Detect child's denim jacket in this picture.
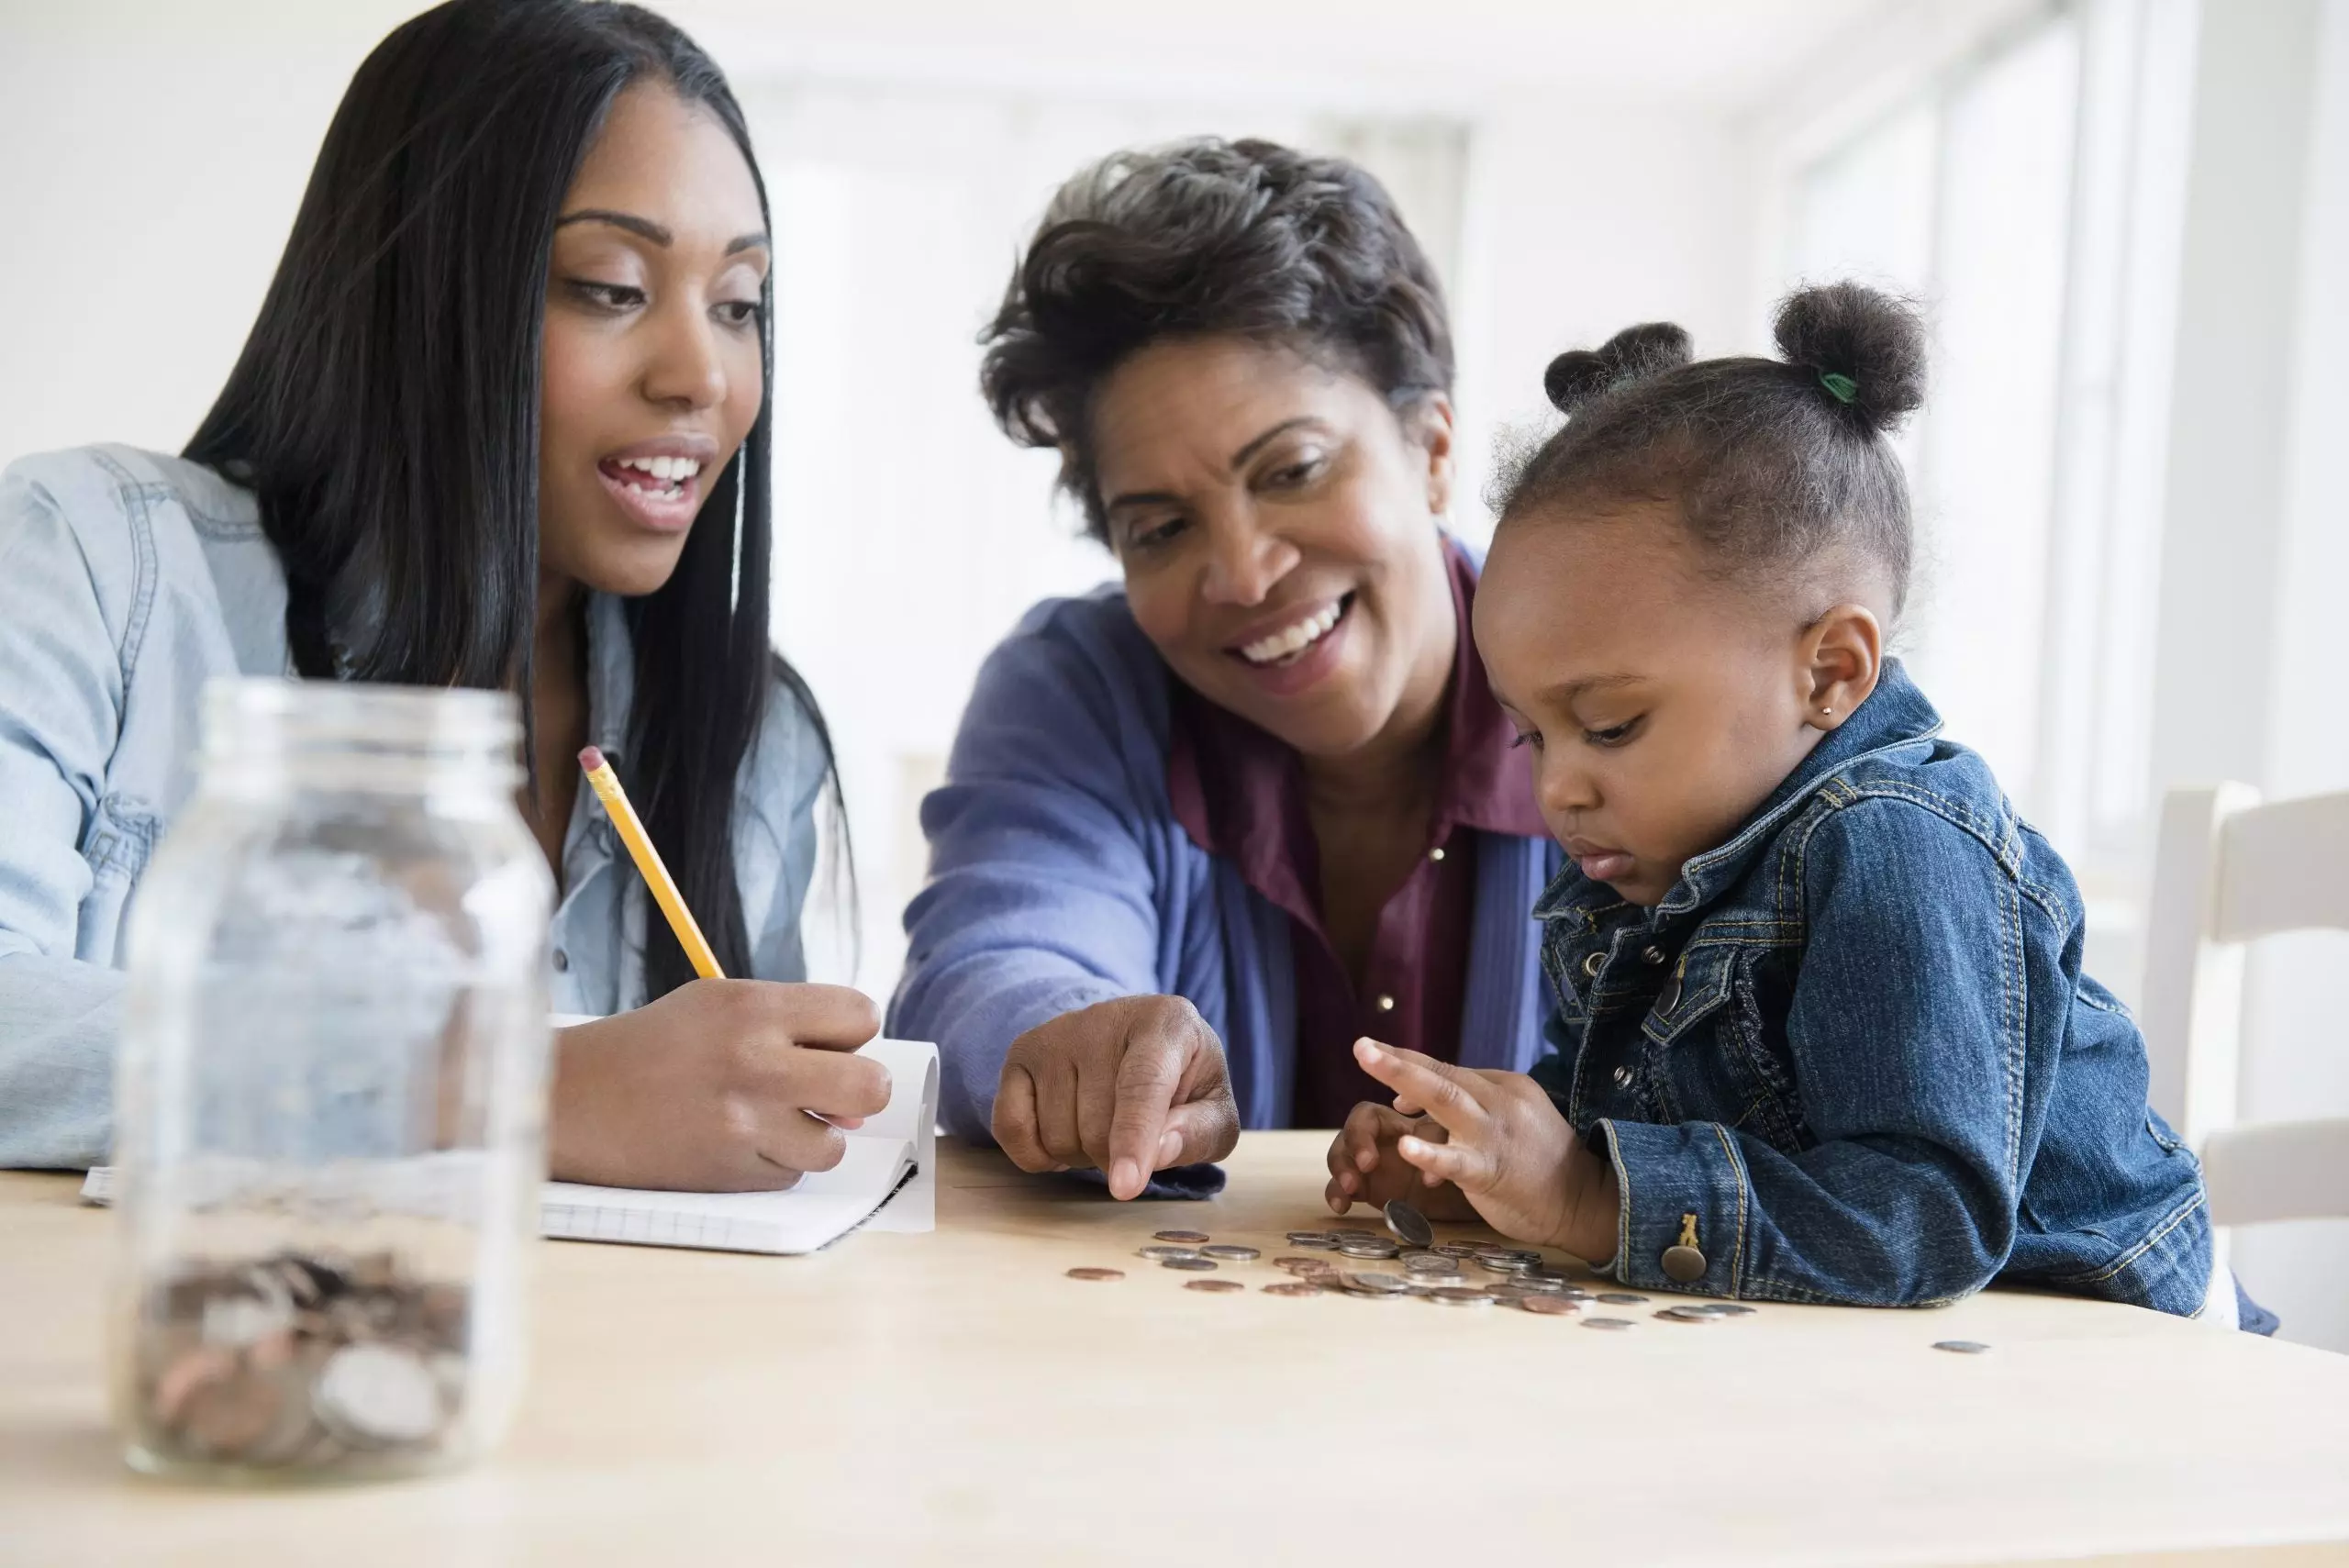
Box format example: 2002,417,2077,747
1530,661,2211,1314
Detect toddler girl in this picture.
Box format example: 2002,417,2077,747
1328,283,2252,1325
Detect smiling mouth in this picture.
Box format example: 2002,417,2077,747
598,453,704,501
1232,594,1354,667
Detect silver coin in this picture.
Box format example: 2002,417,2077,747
1339,1240,1401,1261
1339,1272,1410,1294
1285,1231,1337,1245
1513,1275,1567,1293
1932,1340,1992,1354
1408,1272,1469,1288
1341,1286,1408,1300
1330,1229,1380,1240
1425,1286,1494,1307
312,1343,442,1448
1475,1256,1530,1274
1199,1244,1261,1262
1291,1236,1341,1251
1596,1292,1650,1305
1161,1257,1219,1272
1403,1252,1455,1273
1693,1303,1755,1317
1138,1246,1203,1262
1384,1198,1435,1250
1654,1306,1720,1324
1582,1317,1636,1331
1432,1243,1480,1259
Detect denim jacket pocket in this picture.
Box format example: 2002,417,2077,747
81,792,161,890
1643,942,1807,1151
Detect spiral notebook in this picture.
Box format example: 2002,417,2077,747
83,1038,939,1257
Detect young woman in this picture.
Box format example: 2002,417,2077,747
0,0,887,1189
890,139,1563,1198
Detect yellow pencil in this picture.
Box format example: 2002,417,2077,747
577,745,725,981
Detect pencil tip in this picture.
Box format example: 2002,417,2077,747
577,746,605,773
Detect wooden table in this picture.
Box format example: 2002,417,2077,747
4,1134,2347,1567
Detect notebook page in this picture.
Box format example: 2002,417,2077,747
540,1134,913,1254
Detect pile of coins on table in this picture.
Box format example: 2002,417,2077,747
1063,1199,1761,1331
124,1249,473,1475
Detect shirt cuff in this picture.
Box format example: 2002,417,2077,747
1591,1118,1748,1296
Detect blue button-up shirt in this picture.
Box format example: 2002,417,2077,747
0,444,831,1168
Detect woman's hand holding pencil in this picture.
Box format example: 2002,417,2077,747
544,749,891,1193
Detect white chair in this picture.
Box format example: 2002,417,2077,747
2141,784,2349,1227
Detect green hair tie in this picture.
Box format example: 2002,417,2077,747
1819,371,1860,406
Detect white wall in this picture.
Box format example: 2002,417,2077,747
0,0,422,458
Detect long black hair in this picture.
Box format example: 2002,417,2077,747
185,0,841,999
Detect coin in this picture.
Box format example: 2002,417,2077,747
1286,1231,1337,1245
1426,1286,1494,1307
1065,1268,1124,1282
1138,1245,1203,1261
1341,1284,1409,1300
1654,1306,1720,1324
1339,1272,1411,1294
1291,1236,1341,1251
1152,1229,1210,1244
1263,1282,1325,1297
1200,1244,1261,1262
1384,1198,1435,1249
1519,1296,1583,1317
312,1343,442,1448
1184,1279,1246,1294
1597,1292,1650,1305
1339,1240,1401,1260
1932,1340,1992,1354
1475,1255,1529,1274
1582,1316,1636,1331
1403,1252,1454,1273
176,1358,287,1459
1161,1257,1218,1272
1693,1303,1754,1317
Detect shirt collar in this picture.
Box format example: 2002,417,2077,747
1531,658,1943,926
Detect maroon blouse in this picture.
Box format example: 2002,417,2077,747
1164,546,1548,1128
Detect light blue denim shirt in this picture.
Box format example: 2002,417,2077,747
0,444,831,1169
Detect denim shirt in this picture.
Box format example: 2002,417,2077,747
0,444,831,1169
1530,661,2211,1316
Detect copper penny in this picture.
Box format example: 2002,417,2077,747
1520,1296,1583,1316
1184,1279,1245,1294
1152,1229,1210,1244
178,1361,287,1458
1065,1268,1124,1282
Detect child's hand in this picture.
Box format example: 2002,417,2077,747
1323,1103,1478,1218
1352,1037,1620,1261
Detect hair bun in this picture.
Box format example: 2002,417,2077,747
1773,283,1926,432
1542,321,1691,413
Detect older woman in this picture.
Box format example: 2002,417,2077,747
889,139,1560,1197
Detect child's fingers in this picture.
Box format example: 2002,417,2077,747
1354,1038,1485,1134
1397,1132,1488,1192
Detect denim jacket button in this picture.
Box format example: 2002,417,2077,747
1642,945,1665,965
1582,951,1605,979
1662,1243,1707,1283
1612,1065,1631,1086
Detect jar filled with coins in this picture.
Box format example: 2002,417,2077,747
109,681,553,1483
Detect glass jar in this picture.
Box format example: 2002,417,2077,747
109,680,553,1483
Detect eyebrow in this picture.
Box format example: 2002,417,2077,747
1540,673,1647,705
555,208,769,255
1103,416,1328,517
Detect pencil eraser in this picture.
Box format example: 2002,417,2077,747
578,746,606,773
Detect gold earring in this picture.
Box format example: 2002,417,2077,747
1820,706,1834,717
